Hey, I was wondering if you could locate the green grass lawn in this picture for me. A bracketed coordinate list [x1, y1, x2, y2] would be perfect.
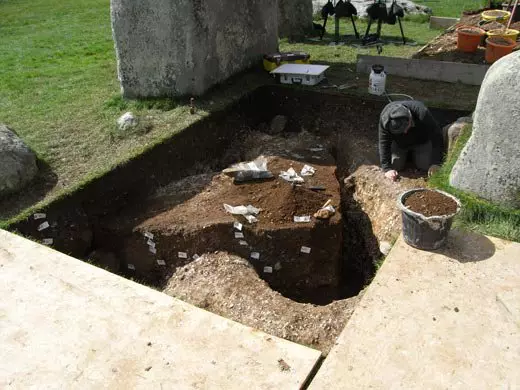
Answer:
[281, 18, 440, 64]
[414, 0, 488, 17]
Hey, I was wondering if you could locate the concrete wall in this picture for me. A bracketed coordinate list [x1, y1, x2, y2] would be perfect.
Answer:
[279, 0, 313, 41]
[111, 0, 278, 98]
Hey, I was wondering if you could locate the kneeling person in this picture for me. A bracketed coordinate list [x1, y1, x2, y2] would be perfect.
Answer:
[378, 100, 443, 181]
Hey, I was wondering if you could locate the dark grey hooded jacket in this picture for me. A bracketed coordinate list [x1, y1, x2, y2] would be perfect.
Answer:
[378, 100, 444, 172]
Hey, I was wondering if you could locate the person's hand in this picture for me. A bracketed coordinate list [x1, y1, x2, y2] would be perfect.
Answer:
[428, 164, 441, 177]
[385, 170, 399, 181]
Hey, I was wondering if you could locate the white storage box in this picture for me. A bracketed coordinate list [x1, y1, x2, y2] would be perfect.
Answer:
[270, 64, 329, 86]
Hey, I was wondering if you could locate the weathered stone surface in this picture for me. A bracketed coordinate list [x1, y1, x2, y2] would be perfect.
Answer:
[279, 0, 313, 41]
[450, 52, 520, 208]
[443, 116, 472, 154]
[312, 0, 431, 17]
[0, 124, 38, 197]
[111, 0, 278, 98]
[269, 115, 288, 134]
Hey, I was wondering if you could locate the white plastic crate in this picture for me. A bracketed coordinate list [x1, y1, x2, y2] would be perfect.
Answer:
[270, 64, 329, 86]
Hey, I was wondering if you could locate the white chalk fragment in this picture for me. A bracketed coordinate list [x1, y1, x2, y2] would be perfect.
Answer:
[157, 259, 166, 266]
[239, 240, 248, 246]
[42, 238, 53, 246]
[263, 266, 273, 274]
[33, 213, 46, 220]
[127, 264, 136, 270]
[149, 246, 157, 255]
[144, 232, 154, 240]
[245, 215, 258, 224]
[147, 239, 156, 248]
[224, 204, 259, 215]
[37, 221, 50, 231]
[233, 221, 243, 231]
[274, 262, 282, 271]
[294, 215, 311, 223]
[193, 254, 200, 260]
[234, 232, 244, 239]
[300, 164, 316, 177]
[300, 246, 311, 254]
[250, 252, 260, 260]
[279, 167, 304, 183]
[178, 252, 188, 259]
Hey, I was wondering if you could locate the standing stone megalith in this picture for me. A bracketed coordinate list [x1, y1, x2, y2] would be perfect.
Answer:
[111, 0, 278, 98]
[450, 51, 520, 208]
[278, 0, 313, 41]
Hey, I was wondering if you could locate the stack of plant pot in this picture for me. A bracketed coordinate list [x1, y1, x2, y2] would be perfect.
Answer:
[456, 8, 518, 64]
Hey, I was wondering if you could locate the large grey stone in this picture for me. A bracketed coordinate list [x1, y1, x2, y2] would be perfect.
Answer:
[0, 124, 38, 197]
[279, 0, 313, 41]
[450, 51, 520, 208]
[111, 0, 278, 98]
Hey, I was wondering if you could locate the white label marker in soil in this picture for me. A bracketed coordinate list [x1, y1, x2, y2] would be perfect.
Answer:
[149, 246, 157, 255]
[37, 221, 50, 231]
[33, 213, 46, 220]
[239, 240, 248, 246]
[127, 264, 136, 270]
[178, 252, 188, 259]
[301, 246, 311, 254]
[144, 232, 154, 240]
[42, 238, 53, 246]
[157, 259, 166, 266]
[234, 232, 244, 239]
[250, 252, 260, 260]
[147, 239, 156, 248]
[233, 221, 243, 231]
[263, 266, 273, 273]
[294, 216, 311, 223]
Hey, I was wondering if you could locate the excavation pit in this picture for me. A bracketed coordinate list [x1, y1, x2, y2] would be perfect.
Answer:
[9, 86, 466, 353]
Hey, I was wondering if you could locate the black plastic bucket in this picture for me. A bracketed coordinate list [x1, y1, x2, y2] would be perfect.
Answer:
[397, 189, 461, 250]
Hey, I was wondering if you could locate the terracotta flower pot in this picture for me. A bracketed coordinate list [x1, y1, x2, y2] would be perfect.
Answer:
[456, 26, 485, 53]
[485, 36, 516, 63]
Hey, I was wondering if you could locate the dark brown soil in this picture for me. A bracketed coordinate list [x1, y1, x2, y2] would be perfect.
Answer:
[458, 28, 483, 35]
[404, 190, 458, 217]
[488, 36, 514, 45]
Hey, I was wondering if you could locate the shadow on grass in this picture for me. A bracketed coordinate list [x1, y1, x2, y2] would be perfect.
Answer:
[0, 158, 58, 221]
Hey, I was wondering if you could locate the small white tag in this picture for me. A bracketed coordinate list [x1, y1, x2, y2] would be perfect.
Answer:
[144, 232, 154, 240]
[300, 246, 311, 254]
[250, 252, 260, 260]
[147, 239, 156, 248]
[309, 147, 324, 152]
[34, 213, 46, 220]
[193, 254, 200, 260]
[37, 221, 50, 231]
[233, 221, 243, 231]
[157, 259, 166, 266]
[127, 264, 136, 270]
[178, 252, 188, 259]
[294, 216, 311, 223]
[239, 240, 248, 246]
[42, 238, 53, 245]
[149, 246, 157, 254]
[235, 232, 244, 239]
[263, 266, 273, 273]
